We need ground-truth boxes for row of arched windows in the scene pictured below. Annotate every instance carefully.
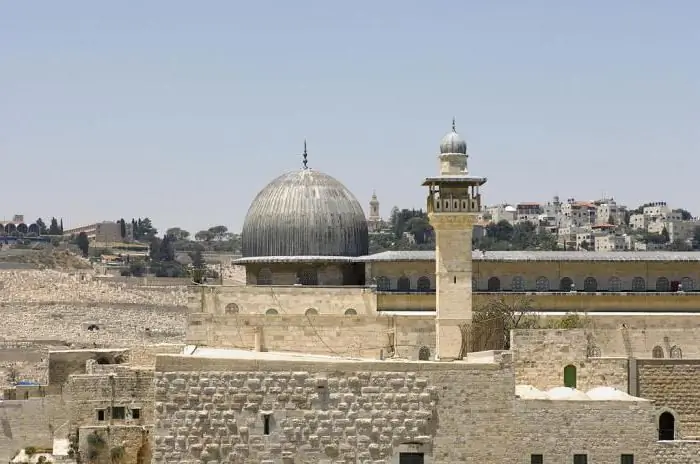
[652,345,683,359]
[375,276,432,292]
[224,303,358,316]
[0,223,41,234]
[482,276,694,292]
[255,268,319,286]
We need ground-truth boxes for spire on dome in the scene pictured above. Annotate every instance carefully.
[302,139,309,169]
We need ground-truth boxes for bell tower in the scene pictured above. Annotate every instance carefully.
[422,118,486,360]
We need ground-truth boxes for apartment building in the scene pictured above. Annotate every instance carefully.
[64,221,134,243]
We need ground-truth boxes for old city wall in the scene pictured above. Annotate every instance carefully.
[152,354,515,463]
[187,313,436,360]
[513,398,656,462]
[0,395,69,462]
[654,441,700,463]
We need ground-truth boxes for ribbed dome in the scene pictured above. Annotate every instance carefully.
[440,119,467,155]
[241,169,369,258]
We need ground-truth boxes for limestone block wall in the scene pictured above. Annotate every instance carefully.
[152,355,515,463]
[637,359,700,439]
[513,399,656,462]
[654,441,700,463]
[78,425,151,464]
[198,285,377,315]
[511,329,629,391]
[66,369,154,427]
[0,395,69,462]
[128,344,186,367]
[187,314,436,360]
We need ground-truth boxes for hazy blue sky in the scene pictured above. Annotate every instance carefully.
[2,1,698,234]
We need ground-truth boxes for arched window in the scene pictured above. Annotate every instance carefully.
[344,308,357,316]
[299,269,318,286]
[225,303,239,314]
[583,277,598,292]
[652,346,664,358]
[487,277,501,291]
[659,412,675,440]
[375,276,390,291]
[257,268,272,285]
[416,276,431,291]
[656,277,670,292]
[265,308,278,316]
[418,346,430,361]
[511,276,524,292]
[535,276,550,292]
[681,277,694,291]
[397,276,411,292]
[587,345,601,357]
[632,276,646,292]
[670,346,682,359]
[27,223,40,235]
[563,364,577,388]
[560,277,574,292]
[4,223,16,233]
[608,276,622,292]
[304,308,318,316]
[16,223,28,234]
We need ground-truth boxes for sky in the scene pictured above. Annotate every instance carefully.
[1,1,698,234]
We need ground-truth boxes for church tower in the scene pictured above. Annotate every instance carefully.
[422,119,486,360]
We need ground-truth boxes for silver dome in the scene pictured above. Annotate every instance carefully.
[241,169,369,258]
[440,119,467,155]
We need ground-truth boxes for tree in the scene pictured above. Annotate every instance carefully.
[59,218,63,234]
[166,227,190,241]
[674,208,693,221]
[48,217,61,235]
[129,262,146,277]
[76,232,89,257]
[579,240,591,251]
[119,218,127,239]
[195,230,215,242]
[133,217,157,241]
[661,226,670,243]
[35,218,47,235]
[693,226,700,249]
[208,225,229,241]
[189,249,205,269]
[464,295,540,354]
[4,362,20,384]
[670,239,693,251]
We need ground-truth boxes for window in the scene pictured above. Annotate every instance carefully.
[299,269,318,286]
[397,276,411,292]
[263,414,271,435]
[659,411,675,440]
[265,308,278,316]
[344,308,357,316]
[257,268,272,285]
[652,346,664,358]
[670,346,682,359]
[376,276,390,291]
[97,410,105,421]
[304,308,318,316]
[583,277,598,292]
[573,454,588,464]
[560,277,574,291]
[131,408,141,419]
[487,277,501,291]
[511,276,524,291]
[621,454,634,464]
[418,346,430,361]
[608,276,622,292]
[112,406,126,420]
[563,364,577,388]
[656,277,670,292]
[531,454,543,464]
[535,276,550,292]
[417,276,431,291]
[681,277,694,291]
[399,453,424,464]
[632,276,646,292]
[225,303,239,314]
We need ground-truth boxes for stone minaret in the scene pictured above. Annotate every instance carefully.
[422,118,486,360]
[369,191,380,222]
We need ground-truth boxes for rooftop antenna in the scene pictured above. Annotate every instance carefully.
[302,138,308,169]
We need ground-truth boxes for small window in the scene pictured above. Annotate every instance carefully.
[263,414,271,435]
[111,406,126,420]
[131,408,141,419]
[399,453,424,464]
[659,411,675,440]
[573,455,588,464]
[97,410,105,421]
[621,454,634,464]
[531,455,543,464]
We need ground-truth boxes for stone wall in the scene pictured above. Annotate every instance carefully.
[637,359,700,439]
[513,399,655,462]
[654,441,700,463]
[66,368,154,427]
[128,344,186,367]
[152,354,515,463]
[187,313,436,360]
[78,425,151,464]
[0,395,69,462]
[48,349,128,386]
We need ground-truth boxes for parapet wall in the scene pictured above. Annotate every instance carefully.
[187,313,436,359]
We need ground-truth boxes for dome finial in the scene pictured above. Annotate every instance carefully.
[452,117,456,132]
[302,138,308,169]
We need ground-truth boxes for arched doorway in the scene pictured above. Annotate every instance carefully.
[563,364,577,388]
[659,412,675,440]
[560,277,573,291]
